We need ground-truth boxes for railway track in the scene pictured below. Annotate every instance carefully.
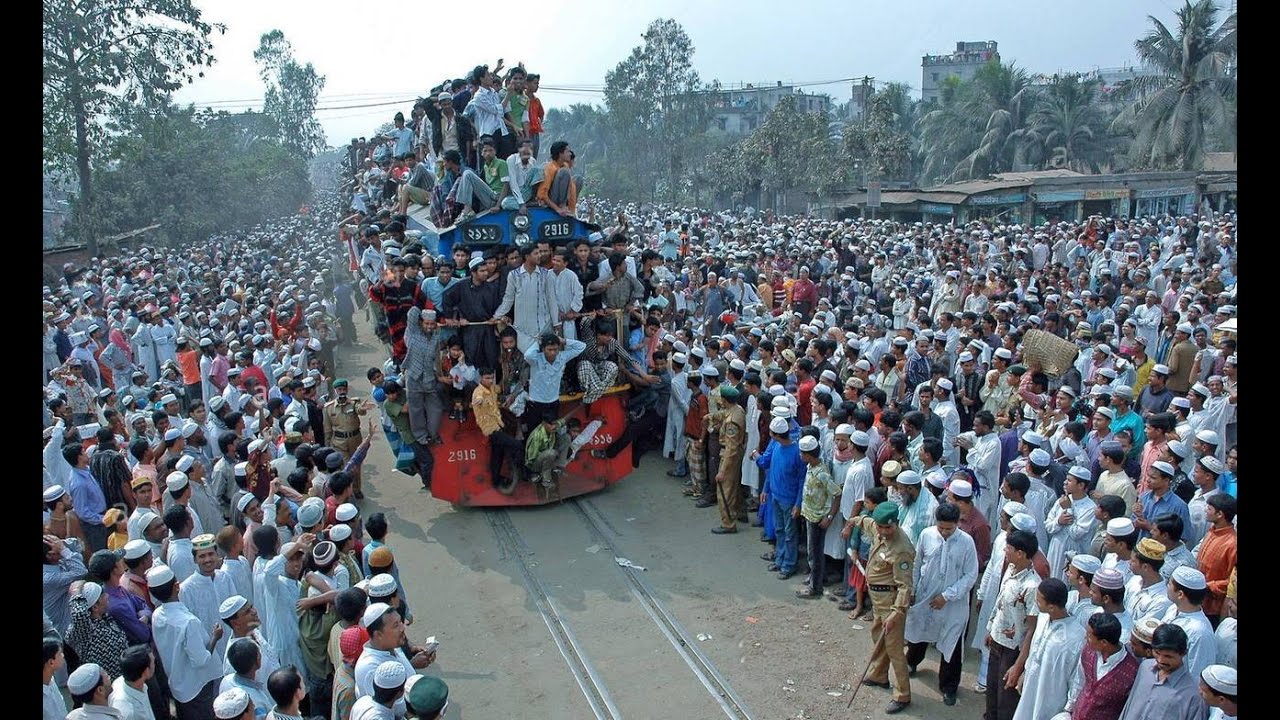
[486,498,756,720]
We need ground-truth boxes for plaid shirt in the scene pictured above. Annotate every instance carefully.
[403,307,444,390]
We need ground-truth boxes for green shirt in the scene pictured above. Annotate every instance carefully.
[800,462,839,523]
[508,92,528,132]
[384,399,413,438]
[525,419,566,463]
[482,157,505,194]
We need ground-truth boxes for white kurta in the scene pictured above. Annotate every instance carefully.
[972,531,1009,651]
[152,322,178,368]
[740,394,763,492]
[1012,614,1086,720]
[180,569,238,659]
[966,431,1003,526]
[935,400,961,465]
[664,370,690,459]
[905,526,978,658]
[133,325,158,381]
[553,268,584,340]
[1044,495,1098,580]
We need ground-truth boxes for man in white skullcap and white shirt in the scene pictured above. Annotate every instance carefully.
[955,410,1003,526]
[1162,565,1218,681]
[1199,664,1237,720]
[891,470,938,547]
[932,378,960,465]
[352,660,407,720]
[218,595,279,684]
[65,662,114,720]
[1100,517,1139,587]
[150,563,226,719]
[1044,465,1098,580]
[355,603,433,718]
[182,533,238,660]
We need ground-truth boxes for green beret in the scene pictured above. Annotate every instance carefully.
[1008,364,1028,376]
[872,501,900,525]
[407,675,449,715]
[333,378,349,388]
[719,385,741,400]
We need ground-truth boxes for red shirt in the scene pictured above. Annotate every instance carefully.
[527,96,545,135]
[797,378,816,425]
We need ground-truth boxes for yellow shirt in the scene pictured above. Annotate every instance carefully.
[107,532,128,551]
[472,383,503,436]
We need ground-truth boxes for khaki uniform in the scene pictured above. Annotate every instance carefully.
[714,404,746,529]
[865,526,916,702]
[324,396,367,492]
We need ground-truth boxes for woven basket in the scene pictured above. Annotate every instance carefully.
[1021,329,1079,377]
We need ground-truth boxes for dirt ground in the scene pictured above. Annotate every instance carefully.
[337,329,989,720]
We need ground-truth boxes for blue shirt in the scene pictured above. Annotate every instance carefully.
[68,466,107,526]
[389,127,416,157]
[1217,470,1236,497]
[524,339,587,403]
[422,277,457,309]
[1139,488,1192,543]
[756,439,805,508]
[1111,409,1146,458]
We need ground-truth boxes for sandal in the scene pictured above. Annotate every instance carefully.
[838,600,857,612]
[761,551,777,561]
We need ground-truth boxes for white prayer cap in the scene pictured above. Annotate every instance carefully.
[67,663,104,695]
[160,394,178,405]
[1171,565,1208,590]
[218,595,249,620]
[1195,429,1220,444]
[335,503,359,522]
[123,539,150,560]
[730,359,747,372]
[1070,554,1102,574]
[163,428,183,442]
[673,341,689,354]
[672,353,687,365]
[948,479,973,498]
[175,455,195,473]
[145,564,176,588]
[798,435,820,452]
[850,430,871,447]
[834,423,854,437]
[1022,431,1045,447]
[1106,518,1137,536]
[374,660,408,689]
[80,581,104,607]
[1170,396,1191,410]
[234,461,249,477]
[236,493,256,513]
[1002,501,1028,518]
[1176,323,1194,334]
[1201,665,1237,696]
[690,346,706,358]
[209,396,227,411]
[367,573,397,599]
[936,378,954,391]
[854,359,872,371]
[926,470,948,489]
[896,470,922,486]
[769,417,790,434]
[213,687,251,719]
[361,602,393,628]
[1028,448,1051,467]
[770,407,791,419]
[768,385,786,396]
[1067,465,1091,482]
[1095,406,1115,420]
[957,352,975,363]
[770,396,790,409]
[994,347,1013,360]
[166,471,190,492]
[181,420,200,438]
[702,365,719,378]
[1010,513,1037,533]
[43,485,67,503]
[1152,364,1171,375]
[1151,461,1175,477]
[1198,456,1224,475]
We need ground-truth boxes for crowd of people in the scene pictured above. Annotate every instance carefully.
[43,57,1238,720]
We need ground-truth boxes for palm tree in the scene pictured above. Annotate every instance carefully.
[917,76,980,183]
[958,61,1041,177]
[1114,0,1236,169]
[1030,75,1109,173]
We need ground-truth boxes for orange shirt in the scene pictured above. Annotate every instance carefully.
[1196,524,1236,616]
[536,160,576,212]
[177,349,202,385]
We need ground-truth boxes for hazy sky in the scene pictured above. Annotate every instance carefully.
[171,0,1187,145]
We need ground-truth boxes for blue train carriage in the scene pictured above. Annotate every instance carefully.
[435,207,601,257]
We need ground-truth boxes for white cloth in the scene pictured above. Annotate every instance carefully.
[108,677,155,720]
[1013,614,1086,720]
[494,266,559,352]
[824,453,855,559]
[350,696,397,720]
[552,268,583,340]
[1125,576,1173,624]
[740,394,762,492]
[1161,607,1217,680]
[166,538,197,584]
[664,370,690,459]
[179,569,238,659]
[905,526,978,658]
[934,400,960,465]
[44,680,68,720]
[1215,617,1236,668]
[1044,494,1098,580]
[152,601,223,703]
[223,628,280,686]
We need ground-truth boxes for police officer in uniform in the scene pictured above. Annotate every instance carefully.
[711,385,747,534]
[324,379,369,497]
[861,501,915,714]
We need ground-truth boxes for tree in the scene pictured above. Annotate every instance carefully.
[254,29,327,159]
[843,92,913,182]
[917,61,1040,182]
[603,18,717,202]
[1114,0,1236,169]
[742,96,845,210]
[43,0,223,254]
[1029,75,1109,173]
